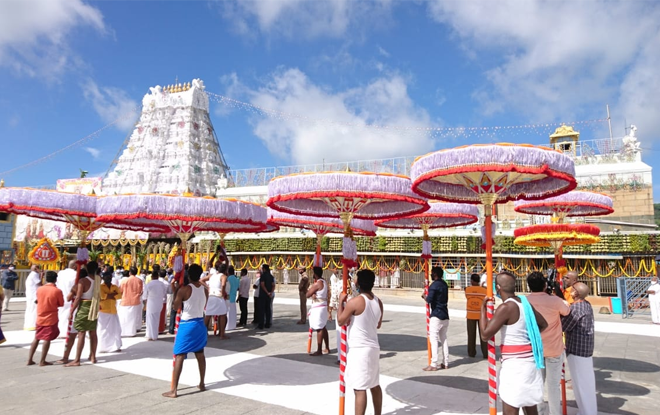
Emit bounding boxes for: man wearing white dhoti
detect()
[118,267,143,337]
[646,276,660,324]
[98,269,122,353]
[338,269,384,415]
[144,269,168,341]
[56,260,78,338]
[307,266,330,356]
[202,263,229,339]
[480,272,548,415]
[24,265,42,331]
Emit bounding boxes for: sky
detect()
[1,0,659,197]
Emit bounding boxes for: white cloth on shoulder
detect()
[98,312,122,352]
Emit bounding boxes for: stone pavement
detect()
[1,290,658,415]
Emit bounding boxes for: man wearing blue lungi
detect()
[162,264,208,398]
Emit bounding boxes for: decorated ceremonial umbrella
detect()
[267,171,428,415]
[410,144,576,415]
[375,201,479,366]
[97,193,268,389]
[267,208,377,353]
[0,187,164,341]
[514,190,613,222]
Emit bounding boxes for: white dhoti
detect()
[145,303,163,340]
[58,302,72,338]
[98,312,123,352]
[346,346,380,390]
[498,358,544,408]
[205,296,227,316]
[23,298,37,331]
[309,302,328,330]
[118,305,142,337]
[226,301,237,331]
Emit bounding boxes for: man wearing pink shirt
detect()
[525,271,570,415]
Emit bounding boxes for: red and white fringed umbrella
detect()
[411,144,576,415]
[375,201,479,366]
[267,208,377,353]
[0,187,162,342]
[267,171,428,415]
[97,193,268,391]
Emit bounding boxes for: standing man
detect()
[307,266,330,356]
[162,263,208,399]
[258,264,275,330]
[562,282,597,415]
[480,272,547,415]
[423,266,450,371]
[338,269,383,415]
[1,265,19,311]
[297,266,309,325]
[56,260,78,338]
[465,273,487,359]
[98,267,122,353]
[562,271,578,305]
[118,266,143,337]
[65,261,101,367]
[144,269,167,341]
[526,271,570,415]
[226,265,239,331]
[24,265,42,331]
[27,271,64,366]
[646,276,660,324]
[252,270,261,325]
[238,268,250,326]
[202,263,229,339]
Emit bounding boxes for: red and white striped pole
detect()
[485,209,497,415]
[338,264,348,415]
[424,261,431,366]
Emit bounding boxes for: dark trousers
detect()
[169,307,177,334]
[467,318,488,358]
[258,295,271,329]
[252,296,261,324]
[239,296,248,325]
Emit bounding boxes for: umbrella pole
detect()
[339,263,348,415]
[171,233,190,391]
[485,207,497,415]
[425,257,431,366]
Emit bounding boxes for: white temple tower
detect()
[102,79,230,196]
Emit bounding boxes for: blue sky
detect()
[1,1,660,196]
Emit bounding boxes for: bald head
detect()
[572,282,590,299]
[69,260,77,270]
[564,271,578,288]
[30,265,39,272]
[496,272,517,294]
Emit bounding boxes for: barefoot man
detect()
[163,263,208,398]
[338,269,384,415]
[65,261,102,367]
[307,266,330,356]
[27,271,63,366]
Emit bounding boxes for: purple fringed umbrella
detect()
[410,143,576,415]
[514,190,613,221]
[97,193,268,392]
[267,171,428,415]
[375,201,479,367]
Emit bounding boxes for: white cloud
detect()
[229,68,435,165]
[0,0,105,81]
[81,79,138,131]
[84,147,101,159]
[8,114,19,128]
[219,0,393,38]
[377,45,390,58]
[427,0,660,142]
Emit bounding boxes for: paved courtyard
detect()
[1,288,659,415]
